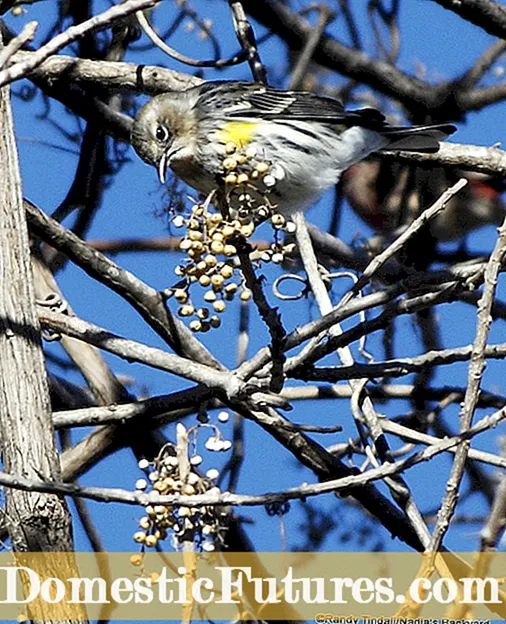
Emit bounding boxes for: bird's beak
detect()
[158,145,184,184]
[158,150,169,184]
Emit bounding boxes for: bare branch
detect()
[430,0,506,41]
[0,0,162,88]
[430,212,506,552]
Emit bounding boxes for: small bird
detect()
[131,80,456,215]
[342,159,505,241]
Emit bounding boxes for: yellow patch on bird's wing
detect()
[216,122,258,147]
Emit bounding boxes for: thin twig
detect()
[237,241,286,393]
[37,308,244,400]
[458,39,506,90]
[0,21,37,70]
[0,0,161,88]
[26,200,221,367]
[295,341,506,382]
[340,179,467,307]
[135,9,247,68]
[228,0,267,83]
[289,5,334,89]
[429,212,506,552]
[293,210,431,548]
[1,406,505,507]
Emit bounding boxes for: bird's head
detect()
[131,93,196,183]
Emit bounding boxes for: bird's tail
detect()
[379,123,456,153]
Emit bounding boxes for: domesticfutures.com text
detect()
[0,565,501,607]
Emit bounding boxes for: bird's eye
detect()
[155,125,170,142]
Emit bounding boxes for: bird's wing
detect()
[195,81,387,128]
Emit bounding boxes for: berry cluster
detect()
[169,205,253,332]
[133,421,231,552]
[167,145,296,332]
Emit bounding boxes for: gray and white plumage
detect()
[131,80,456,214]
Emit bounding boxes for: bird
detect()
[131,80,456,215]
[342,159,505,241]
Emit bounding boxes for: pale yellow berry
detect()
[164,477,176,489]
[178,305,194,317]
[225,283,238,294]
[174,288,188,303]
[223,157,237,170]
[139,517,151,530]
[130,554,143,566]
[133,531,146,544]
[153,505,167,515]
[197,261,207,272]
[209,213,223,224]
[271,213,286,228]
[204,254,218,266]
[179,239,192,251]
[189,320,202,332]
[220,265,234,279]
[197,308,210,319]
[255,162,270,174]
[222,225,235,238]
[223,244,237,256]
[189,230,203,241]
[210,316,221,328]
[225,142,237,154]
[225,173,238,185]
[240,289,252,302]
[213,300,226,313]
[199,275,211,286]
[145,534,158,547]
[172,215,185,228]
[211,274,225,288]
[204,290,217,302]
[237,173,249,185]
[241,222,255,237]
[210,240,224,254]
